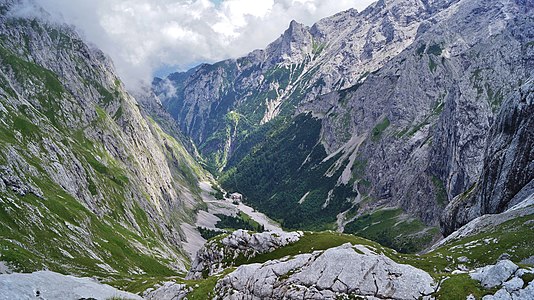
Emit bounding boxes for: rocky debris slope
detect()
[442,78,534,234]
[214,243,435,300]
[470,260,534,300]
[0,270,142,300]
[0,1,208,277]
[187,230,302,279]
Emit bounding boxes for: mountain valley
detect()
[0,0,533,299]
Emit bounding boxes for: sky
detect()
[21,0,376,88]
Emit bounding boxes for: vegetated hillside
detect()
[156,0,534,252]
[0,2,209,284]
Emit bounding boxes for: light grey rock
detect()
[470,260,519,288]
[0,271,142,300]
[214,243,435,299]
[456,264,469,272]
[186,230,302,279]
[221,229,301,252]
[520,256,534,266]
[144,281,190,300]
[0,173,5,192]
[483,288,512,300]
[458,256,470,263]
[513,281,534,300]
[515,268,534,278]
[504,277,524,293]
[481,279,534,300]
[0,262,12,274]
[499,253,512,261]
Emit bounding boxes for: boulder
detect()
[504,277,524,293]
[144,282,190,300]
[470,260,519,288]
[513,281,534,300]
[482,288,512,300]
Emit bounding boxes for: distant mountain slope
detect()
[155,0,534,249]
[0,1,209,282]
[154,0,460,173]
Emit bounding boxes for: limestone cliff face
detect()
[303,0,534,227]
[441,79,534,234]
[0,2,207,276]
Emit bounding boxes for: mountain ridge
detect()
[154,0,459,172]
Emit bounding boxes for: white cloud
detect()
[30,0,375,88]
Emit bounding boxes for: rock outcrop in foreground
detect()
[214,243,435,300]
[187,230,302,279]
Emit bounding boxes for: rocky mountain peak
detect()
[265,19,313,66]
[155,0,463,161]
[288,19,304,31]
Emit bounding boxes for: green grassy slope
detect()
[0,16,207,288]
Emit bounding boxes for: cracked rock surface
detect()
[187,230,303,279]
[214,243,435,300]
[144,281,191,300]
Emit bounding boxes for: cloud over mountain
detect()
[16,0,375,87]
